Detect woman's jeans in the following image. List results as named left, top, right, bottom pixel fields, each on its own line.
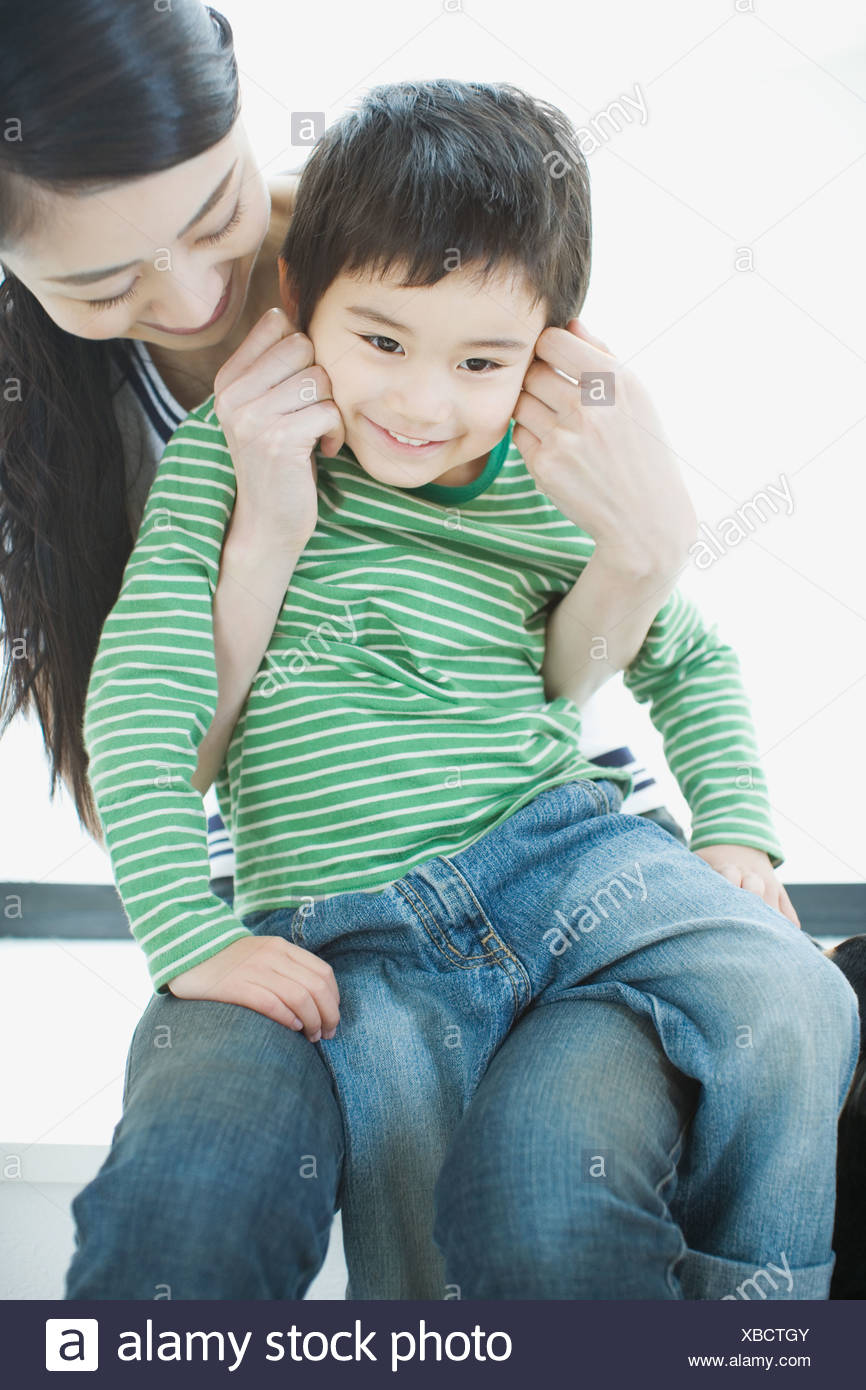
left=64, top=777, right=860, bottom=1301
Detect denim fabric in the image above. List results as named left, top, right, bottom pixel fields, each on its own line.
left=66, top=778, right=860, bottom=1300
left=637, top=803, right=688, bottom=844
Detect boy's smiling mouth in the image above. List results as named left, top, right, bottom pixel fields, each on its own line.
left=363, top=415, right=453, bottom=454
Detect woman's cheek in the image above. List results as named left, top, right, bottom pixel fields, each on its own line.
left=43, top=298, right=121, bottom=341
left=243, top=186, right=272, bottom=257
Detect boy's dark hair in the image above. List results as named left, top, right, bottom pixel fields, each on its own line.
left=279, top=80, right=591, bottom=334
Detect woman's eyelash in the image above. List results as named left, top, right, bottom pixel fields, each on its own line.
left=360, top=334, right=502, bottom=372
left=197, top=200, right=245, bottom=247
left=85, top=202, right=246, bottom=309
left=87, top=285, right=138, bottom=312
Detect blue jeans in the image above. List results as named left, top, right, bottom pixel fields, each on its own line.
left=65, top=778, right=859, bottom=1300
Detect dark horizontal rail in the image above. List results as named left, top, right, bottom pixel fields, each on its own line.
left=0, top=881, right=863, bottom=940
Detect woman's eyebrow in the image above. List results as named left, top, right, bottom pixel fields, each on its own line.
left=46, top=160, right=239, bottom=286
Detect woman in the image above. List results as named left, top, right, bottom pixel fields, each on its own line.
left=0, top=0, right=733, bottom=1299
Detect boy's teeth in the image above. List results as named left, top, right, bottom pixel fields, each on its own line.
left=387, top=428, right=429, bottom=446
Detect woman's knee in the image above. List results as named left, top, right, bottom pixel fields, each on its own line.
left=125, top=996, right=343, bottom=1156
left=67, top=998, right=344, bottom=1298
left=117, top=999, right=342, bottom=1221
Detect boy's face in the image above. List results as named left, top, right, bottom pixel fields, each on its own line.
left=281, top=261, right=548, bottom=489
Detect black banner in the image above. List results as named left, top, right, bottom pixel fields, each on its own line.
left=3, top=1299, right=863, bottom=1387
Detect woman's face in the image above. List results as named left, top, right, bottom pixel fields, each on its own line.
left=0, top=119, right=270, bottom=350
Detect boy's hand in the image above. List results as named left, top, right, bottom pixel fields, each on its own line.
left=513, top=320, right=698, bottom=576
left=694, top=844, right=801, bottom=928
left=167, top=935, right=341, bottom=1041
left=214, top=307, right=346, bottom=557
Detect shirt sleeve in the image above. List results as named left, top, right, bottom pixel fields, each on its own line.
left=622, top=586, right=785, bottom=868
left=83, top=404, right=253, bottom=993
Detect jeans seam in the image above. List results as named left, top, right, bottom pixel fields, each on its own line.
left=658, top=1112, right=693, bottom=1296
left=290, top=908, right=303, bottom=946
left=395, top=874, right=529, bottom=1023
left=394, top=874, right=527, bottom=1094
left=121, top=1031, right=136, bottom=1109
left=589, top=778, right=615, bottom=816
left=394, top=878, right=487, bottom=966
left=439, top=858, right=533, bottom=1015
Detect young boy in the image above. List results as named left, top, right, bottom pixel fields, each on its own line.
left=82, top=81, right=859, bottom=1302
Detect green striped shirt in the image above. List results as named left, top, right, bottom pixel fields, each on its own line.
left=84, top=399, right=784, bottom=993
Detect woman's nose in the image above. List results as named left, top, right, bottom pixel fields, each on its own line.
left=141, top=264, right=228, bottom=333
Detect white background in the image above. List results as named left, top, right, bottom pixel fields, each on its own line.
left=2, top=0, right=864, bottom=890
left=1, top=0, right=864, bottom=1150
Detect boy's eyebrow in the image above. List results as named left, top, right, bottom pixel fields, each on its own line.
left=347, top=304, right=529, bottom=351
left=45, top=160, right=239, bottom=286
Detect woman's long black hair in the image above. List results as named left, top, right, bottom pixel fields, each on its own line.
left=0, top=0, right=240, bottom=837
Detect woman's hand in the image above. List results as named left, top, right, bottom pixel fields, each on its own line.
left=167, top=935, right=341, bottom=1041
left=214, top=306, right=345, bottom=556
left=191, top=308, right=346, bottom=793
left=513, top=320, right=698, bottom=576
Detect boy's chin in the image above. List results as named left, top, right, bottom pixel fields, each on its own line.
left=346, top=440, right=442, bottom=488
left=357, top=459, right=434, bottom=488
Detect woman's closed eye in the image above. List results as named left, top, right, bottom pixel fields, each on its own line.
left=196, top=199, right=246, bottom=248
left=85, top=201, right=247, bottom=310
left=86, top=284, right=139, bottom=312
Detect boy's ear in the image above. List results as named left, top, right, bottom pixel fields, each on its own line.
left=277, top=257, right=301, bottom=329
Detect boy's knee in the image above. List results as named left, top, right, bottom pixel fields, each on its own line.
left=790, top=946, right=860, bottom=1041
left=741, top=945, right=861, bottom=1082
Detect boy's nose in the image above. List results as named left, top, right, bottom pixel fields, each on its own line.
left=382, top=379, right=451, bottom=434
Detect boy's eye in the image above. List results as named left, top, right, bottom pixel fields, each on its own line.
left=360, top=336, right=502, bottom=374
left=362, top=334, right=404, bottom=354
left=461, top=357, right=501, bottom=373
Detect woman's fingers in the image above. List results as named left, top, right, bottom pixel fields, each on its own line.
left=521, top=359, right=585, bottom=420
left=513, top=387, right=559, bottom=442
left=214, top=307, right=303, bottom=395
left=216, top=331, right=315, bottom=412
left=567, top=318, right=616, bottom=356
left=318, top=415, right=346, bottom=459
left=260, top=364, right=333, bottom=417
left=534, top=322, right=620, bottom=381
